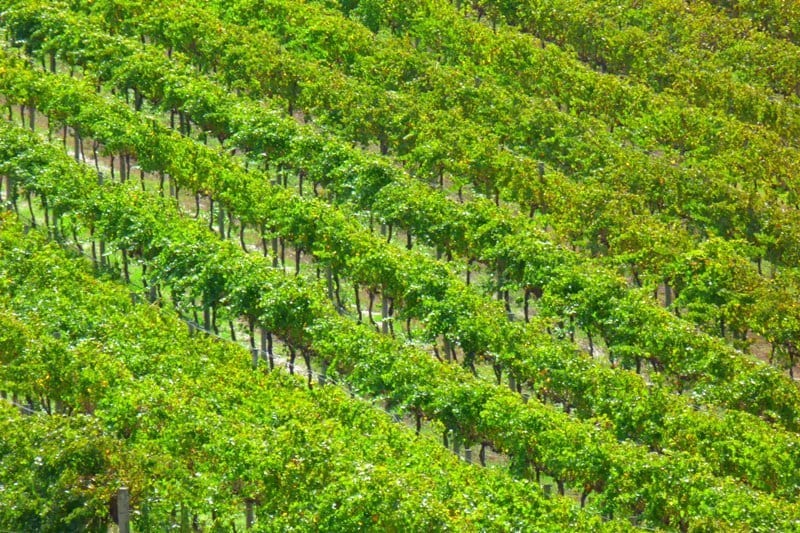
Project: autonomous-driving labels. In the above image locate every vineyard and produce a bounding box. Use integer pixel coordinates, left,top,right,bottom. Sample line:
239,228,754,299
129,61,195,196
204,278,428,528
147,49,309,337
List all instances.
0,0,799,531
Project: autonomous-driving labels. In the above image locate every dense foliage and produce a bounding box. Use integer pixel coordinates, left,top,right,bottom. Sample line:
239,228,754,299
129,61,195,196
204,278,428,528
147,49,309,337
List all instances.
1,0,799,530
0,216,601,531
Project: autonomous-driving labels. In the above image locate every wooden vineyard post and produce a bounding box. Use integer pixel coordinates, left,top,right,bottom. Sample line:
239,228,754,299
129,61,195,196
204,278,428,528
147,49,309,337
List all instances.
118,487,130,533
245,499,255,529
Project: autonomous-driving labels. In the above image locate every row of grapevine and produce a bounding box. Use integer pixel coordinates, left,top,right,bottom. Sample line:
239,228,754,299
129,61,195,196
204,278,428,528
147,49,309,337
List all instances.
9,2,792,434
0,215,595,531
706,0,800,44
187,0,800,350
333,0,800,108
75,0,800,354
59,0,800,275
318,0,798,127
0,0,800,530
1,106,798,528
6,10,800,505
